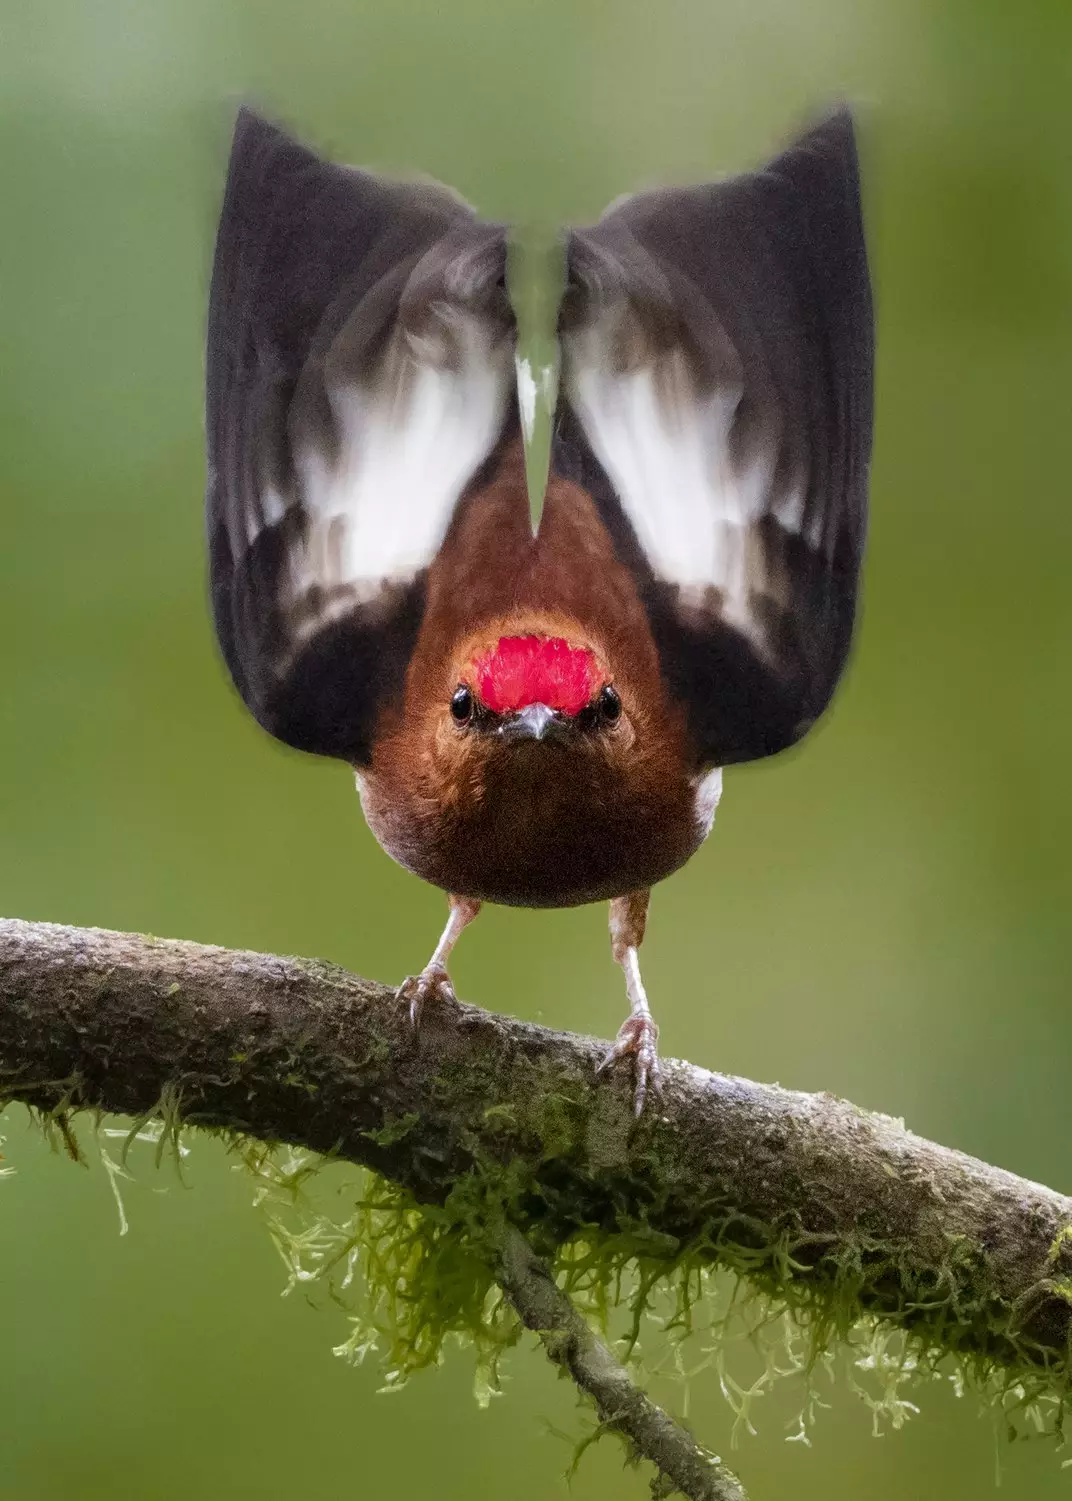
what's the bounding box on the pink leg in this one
[396,894,482,1028]
[596,890,659,1115]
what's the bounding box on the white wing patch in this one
[257,484,287,536]
[282,307,513,635]
[563,317,805,651]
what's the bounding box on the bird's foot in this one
[597,1014,661,1116]
[395,963,456,1029]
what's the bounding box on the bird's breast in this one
[356,440,715,906]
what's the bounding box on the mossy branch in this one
[3,915,1072,1488]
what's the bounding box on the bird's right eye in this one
[450,685,474,725]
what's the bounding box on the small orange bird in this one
[205,108,873,1112]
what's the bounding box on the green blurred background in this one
[2,0,1070,1496]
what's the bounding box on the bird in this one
[205,106,873,1114]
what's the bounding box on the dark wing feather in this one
[206,108,519,762]
[552,109,873,767]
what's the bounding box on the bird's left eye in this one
[450,685,474,725]
[598,685,622,723]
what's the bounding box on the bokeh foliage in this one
[2,0,1071,1497]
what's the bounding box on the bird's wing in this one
[206,108,519,762]
[552,110,873,768]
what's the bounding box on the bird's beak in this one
[498,702,572,744]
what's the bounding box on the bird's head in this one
[358,629,719,906]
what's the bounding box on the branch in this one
[2,916,1071,1418]
[497,1225,745,1500]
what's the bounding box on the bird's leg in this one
[396,894,482,1028]
[596,889,659,1115]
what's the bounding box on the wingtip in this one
[785,101,879,187]
[783,104,862,165]
[224,102,322,177]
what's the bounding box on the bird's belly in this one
[357,766,710,908]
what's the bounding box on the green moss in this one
[1049,1225,1072,1267]
[362,1113,421,1149]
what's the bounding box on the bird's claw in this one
[596,1014,661,1116]
[395,964,456,1029]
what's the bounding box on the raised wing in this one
[553,110,873,767]
[206,108,519,762]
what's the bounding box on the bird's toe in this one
[597,1014,661,1115]
[395,964,456,1029]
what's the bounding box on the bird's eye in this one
[598,685,622,723]
[450,685,474,725]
